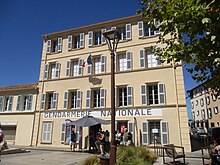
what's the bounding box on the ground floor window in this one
[41,122,53,143]
[142,120,169,145]
[1,125,16,141]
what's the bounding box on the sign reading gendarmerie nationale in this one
[43,108,162,119]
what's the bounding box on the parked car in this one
[190,127,207,137]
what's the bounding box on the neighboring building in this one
[189,84,220,129]
[0,83,38,145]
[31,14,190,151]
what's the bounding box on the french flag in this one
[82,54,92,67]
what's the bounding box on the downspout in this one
[30,86,39,146]
[173,60,183,146]
[35,36,48,146]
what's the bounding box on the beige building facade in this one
[189,84,220,129]
[30,15,190,151]
[0,83,38,146]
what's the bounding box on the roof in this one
[0,83,38,92]
[43,14,143,39]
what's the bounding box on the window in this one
[139,49,161,68]
[16,95,33,111]
[195,100,199,106]
[41,92,59,110]
[211,122,215,127]
[86,88,106,108]
[116,51,132,71]
[88,30,106,46]
[138,20,160,38]
[207,108,212,119]
[142,120,169,145]
[212,93,216,101]
[196,110,199,116]
[192,111,195,119]
[201,109,205,119]
[191,102,194,109]
[214,106,219,114]
[0,96,13,112]
[67,33,84,50]
[116,86,133,107]
[87,55,106,75]
[206,96,210,105]
[141,83,165,105]
[200,98,204,107]
[41,122,53,143]
[117,23,131,41]
[46,38,62,53]
[44,62,61,80]
[66,59,83,77]
[63,90,82,109]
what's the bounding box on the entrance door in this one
[149,121,161,144]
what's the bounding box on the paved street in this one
[0,150,92,165]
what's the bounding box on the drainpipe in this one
[172,60,183,146]
[35,36,48,146]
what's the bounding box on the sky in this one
[0,0,198,118]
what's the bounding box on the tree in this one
[138,0,220,91]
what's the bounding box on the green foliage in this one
[83,146,158,165]
[138,0,220,91]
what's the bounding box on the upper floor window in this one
[67,33,84,50]
[0,96,13,112]
[207,108,212,119]
[116,51,132,71]
[116,86,133,107]
[201,109,205,119]
[46,37,62,54]
[41,92,59,110]
[138,20,160,38]
[87,55,106,75]
[16,95,33,111]
[214,106,219,114]
[140,48,162,68]
[88,29,106,47]
[191,101,194,109]
[117,23,131,41]
[66,59,83,77]
[212,93,216,101]
[192,111,195,120]
[195,100,199,106]
[140,83,166,105]
[206,96,210,105]
[86,88,106,108]
[200,98,204,107]
[44,62,61,80]
[63,90,82,109]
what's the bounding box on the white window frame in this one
[67,35,72,50]
[142,121,149,145]
[41,122,53,143]
[88,31,93,46]
[161,121,169,145]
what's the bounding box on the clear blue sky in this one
[0,0,198,118]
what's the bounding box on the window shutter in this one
[86,89,91,108]
[100,88,105,107]
[115,87,117,107]
[55,62,61,78]
[127,86,133,106]
[8,96,13,111]
[61,123,65,142]
[67,35,72,50]
[88,31,93,46]
[128,121,134,143]
[126,51,132,70]
[80,33,84,48]
[126,23,131,39]
[27,94,33,110]
[76,90,82,108]
[44,64,49,80]
[41,94,46,110]
[42,122,52,142]
[141,84,147,105]
[101,55,106,73]
[57,37,62,52]
[78,58,83,76]
[63,91,69,109]
[161,121,169,144]
[16,95,22,111]
[140,49,146,68]
[66,60,71,77]
[46,40,51,53]
[142,121,149,145]
[158,83,166,104]
[138,21,144,38]
[0,96,3,112]
[101,29,106,44]
[115,121,118,132]
[52,92,58,109]
[154,19,160,34]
